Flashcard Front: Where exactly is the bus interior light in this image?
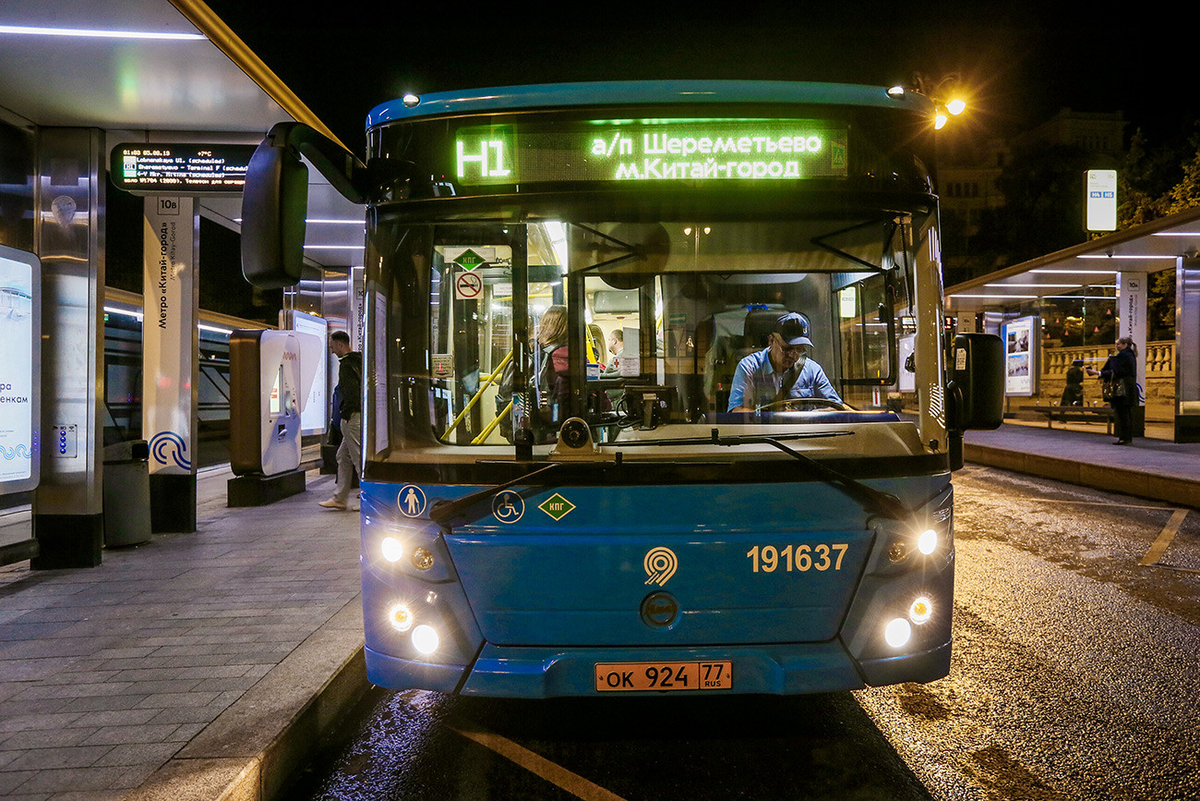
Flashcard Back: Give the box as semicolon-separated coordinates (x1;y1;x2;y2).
884;618;912;648
412;625;439;654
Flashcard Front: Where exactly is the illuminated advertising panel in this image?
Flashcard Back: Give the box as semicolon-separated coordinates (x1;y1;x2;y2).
454;119;848;185
291;310;328;435
0;245;40;494
1001;315;1039;396
111;143;256;195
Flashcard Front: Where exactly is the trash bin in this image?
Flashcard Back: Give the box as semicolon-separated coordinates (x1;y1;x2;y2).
102;440;151;547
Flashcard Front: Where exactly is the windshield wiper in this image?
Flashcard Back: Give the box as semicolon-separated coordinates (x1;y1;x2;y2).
715;431;911;521
604;428;910;520
428;463;562;526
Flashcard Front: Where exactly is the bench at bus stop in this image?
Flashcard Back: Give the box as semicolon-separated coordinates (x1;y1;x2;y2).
1019;404;1115;435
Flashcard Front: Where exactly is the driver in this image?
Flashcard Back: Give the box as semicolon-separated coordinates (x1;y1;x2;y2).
727;312;842;412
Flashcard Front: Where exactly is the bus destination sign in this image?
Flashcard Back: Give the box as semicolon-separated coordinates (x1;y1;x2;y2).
111;143;257;195
454;119;848;185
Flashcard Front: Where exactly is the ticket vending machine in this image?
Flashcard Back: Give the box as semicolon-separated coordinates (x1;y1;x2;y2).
228;329;321;505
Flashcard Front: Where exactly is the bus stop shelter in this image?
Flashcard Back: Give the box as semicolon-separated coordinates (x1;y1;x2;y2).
945;205;1200;443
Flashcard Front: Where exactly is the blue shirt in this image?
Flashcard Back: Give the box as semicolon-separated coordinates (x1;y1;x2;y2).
727;348;842;411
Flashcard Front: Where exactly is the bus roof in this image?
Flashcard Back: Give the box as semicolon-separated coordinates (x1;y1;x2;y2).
366;80;934;129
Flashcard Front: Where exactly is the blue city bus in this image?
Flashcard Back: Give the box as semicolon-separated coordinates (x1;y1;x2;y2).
241;81;1003;696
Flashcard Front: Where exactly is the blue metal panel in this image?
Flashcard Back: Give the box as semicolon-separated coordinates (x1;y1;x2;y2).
367;81;934;129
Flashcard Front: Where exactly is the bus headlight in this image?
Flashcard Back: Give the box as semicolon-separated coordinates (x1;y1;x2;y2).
412;624;439;655
389;603;413;632
884;618;912;648
381;537;404;563
917;529;938;555
909;596;933;625
412;547;434;571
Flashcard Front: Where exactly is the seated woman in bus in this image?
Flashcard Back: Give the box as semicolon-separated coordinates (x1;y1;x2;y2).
496;305;571;439
727;312;842;412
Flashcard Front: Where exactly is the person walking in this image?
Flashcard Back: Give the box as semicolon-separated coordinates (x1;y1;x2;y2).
320;331;363;509
1086;338;1137;445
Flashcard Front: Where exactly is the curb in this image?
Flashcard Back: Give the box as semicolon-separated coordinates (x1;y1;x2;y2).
964;443;1200;509
124;595;370;801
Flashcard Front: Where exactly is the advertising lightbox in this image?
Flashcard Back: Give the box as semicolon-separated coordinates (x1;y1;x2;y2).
290;310;328;435
0;245;40;494
1001;315;1039;396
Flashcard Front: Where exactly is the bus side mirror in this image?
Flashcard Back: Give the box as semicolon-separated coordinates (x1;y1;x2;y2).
241;122;369;289
947;333;1004;431
241;136;309;289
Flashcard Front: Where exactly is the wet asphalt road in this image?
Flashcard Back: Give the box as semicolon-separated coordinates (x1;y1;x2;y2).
293;465;1200;800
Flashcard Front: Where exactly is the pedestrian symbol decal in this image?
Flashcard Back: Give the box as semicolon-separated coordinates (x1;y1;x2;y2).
398;485;427;518
492;490;524;524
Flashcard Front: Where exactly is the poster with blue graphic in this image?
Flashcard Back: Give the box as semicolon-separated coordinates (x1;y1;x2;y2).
0;245;40;493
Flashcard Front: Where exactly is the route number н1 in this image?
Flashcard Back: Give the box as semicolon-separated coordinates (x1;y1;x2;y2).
746;543;848;572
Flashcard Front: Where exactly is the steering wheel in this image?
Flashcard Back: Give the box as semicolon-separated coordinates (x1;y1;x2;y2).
757;396;846;412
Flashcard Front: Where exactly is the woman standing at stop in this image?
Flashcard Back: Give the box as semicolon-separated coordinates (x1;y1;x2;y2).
1087;337;1137;445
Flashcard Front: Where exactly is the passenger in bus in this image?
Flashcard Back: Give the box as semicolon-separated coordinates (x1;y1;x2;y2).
727;312;842;411
496;305;571;441
603;329;624;376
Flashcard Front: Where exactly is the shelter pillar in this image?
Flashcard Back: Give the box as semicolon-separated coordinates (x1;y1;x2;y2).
142;197;199;531
1117;271;1148;437
1175;258;1200;442
31;128;105;568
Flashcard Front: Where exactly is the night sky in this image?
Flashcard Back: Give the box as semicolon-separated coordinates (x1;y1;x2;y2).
205;2;1193;156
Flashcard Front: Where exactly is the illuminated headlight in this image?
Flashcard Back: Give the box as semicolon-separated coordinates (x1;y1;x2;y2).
412;624;439;655
388;603;413;632
884;617;912;648
381;537;404;563
917;529;938;555
909;596;933;625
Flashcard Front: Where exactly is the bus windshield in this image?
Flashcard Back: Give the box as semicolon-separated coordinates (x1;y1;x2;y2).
376;212;939;459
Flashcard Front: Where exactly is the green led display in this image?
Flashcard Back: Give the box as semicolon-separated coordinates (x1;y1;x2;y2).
454;119;848;185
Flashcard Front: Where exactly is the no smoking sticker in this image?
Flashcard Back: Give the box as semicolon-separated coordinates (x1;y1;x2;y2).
455;272;482;300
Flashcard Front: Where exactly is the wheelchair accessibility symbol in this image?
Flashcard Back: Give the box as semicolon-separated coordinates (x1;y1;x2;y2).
492;490;524;524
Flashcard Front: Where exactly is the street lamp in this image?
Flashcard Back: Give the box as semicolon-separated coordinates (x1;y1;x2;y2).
911;72;968;129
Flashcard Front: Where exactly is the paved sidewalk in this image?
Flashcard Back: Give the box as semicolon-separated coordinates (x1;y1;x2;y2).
0;466;362;800
965;423;1200;509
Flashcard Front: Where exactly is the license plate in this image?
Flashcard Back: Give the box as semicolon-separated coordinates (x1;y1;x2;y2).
594;661;733;692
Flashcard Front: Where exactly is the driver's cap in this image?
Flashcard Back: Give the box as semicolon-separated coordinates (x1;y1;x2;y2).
776;312;813;347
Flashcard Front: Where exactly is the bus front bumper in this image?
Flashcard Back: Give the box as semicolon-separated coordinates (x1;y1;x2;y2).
364;637;950;698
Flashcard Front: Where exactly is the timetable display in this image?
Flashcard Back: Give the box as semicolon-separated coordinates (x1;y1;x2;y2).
111;143;257;194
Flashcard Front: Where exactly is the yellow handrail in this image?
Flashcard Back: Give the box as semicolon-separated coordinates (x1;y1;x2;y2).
473;400;512;444
440;349;514;442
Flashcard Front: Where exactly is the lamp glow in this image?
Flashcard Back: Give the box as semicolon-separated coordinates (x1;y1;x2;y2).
381;537;403;562
412;625;439;654
917;529;938;555
909;596;933;625
389;604;413;632
946;98;966;116
934;112;949;130
885;618;912;648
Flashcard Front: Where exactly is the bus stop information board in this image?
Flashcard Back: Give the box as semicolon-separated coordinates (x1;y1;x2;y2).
111;143;256;194
455;119;848;185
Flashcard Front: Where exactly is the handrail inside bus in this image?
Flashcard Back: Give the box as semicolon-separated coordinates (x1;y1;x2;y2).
440;350;514;443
